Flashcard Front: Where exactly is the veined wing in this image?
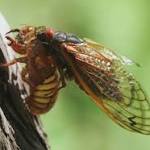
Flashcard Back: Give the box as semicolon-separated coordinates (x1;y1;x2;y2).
62;39;150;134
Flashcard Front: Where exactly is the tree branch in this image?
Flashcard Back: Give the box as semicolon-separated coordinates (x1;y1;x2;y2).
0;13;49;150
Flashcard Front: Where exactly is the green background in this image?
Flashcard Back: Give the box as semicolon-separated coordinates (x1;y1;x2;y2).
1;0;150;150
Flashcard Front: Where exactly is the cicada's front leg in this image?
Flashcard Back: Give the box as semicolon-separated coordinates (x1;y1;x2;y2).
6;36;26;55
21;65;32;86
56;62;66;90
58;74;66;90
0;56;27;67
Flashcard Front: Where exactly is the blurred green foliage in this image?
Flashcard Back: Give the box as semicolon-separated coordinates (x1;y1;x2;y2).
0;0;150;150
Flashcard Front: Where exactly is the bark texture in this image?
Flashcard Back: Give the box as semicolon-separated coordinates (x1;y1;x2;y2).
0;13;49;150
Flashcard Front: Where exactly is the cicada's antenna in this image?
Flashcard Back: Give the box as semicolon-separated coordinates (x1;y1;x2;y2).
6;29;20;35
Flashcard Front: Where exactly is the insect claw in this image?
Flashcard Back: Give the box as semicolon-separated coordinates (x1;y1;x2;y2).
0;60;17;67
5;36;17;46
5;36;13;45
5;36;25;54
5;35;14;42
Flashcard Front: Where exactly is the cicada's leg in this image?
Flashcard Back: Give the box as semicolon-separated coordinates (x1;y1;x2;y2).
6;36;26;54
59;76;66;90
57;67;66;90
21;65;38;88
21;66;30;85
0;56;27;67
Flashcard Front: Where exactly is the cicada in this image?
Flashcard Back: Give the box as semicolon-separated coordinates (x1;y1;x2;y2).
2;26;150;135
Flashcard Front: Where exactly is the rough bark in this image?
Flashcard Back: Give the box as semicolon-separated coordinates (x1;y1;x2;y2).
0;13;49;150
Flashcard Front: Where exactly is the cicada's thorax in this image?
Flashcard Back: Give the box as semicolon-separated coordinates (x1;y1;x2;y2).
26;40;61;114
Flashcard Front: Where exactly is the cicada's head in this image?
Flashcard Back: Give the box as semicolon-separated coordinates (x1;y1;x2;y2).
5;26;37;54
35;26;54;43
6;26;36;45
5;26;54;54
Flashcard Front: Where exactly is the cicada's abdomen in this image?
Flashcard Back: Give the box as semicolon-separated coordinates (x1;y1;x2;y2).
27;70;60;115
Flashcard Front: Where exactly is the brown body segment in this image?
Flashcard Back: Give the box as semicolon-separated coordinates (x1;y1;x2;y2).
26;40;61;114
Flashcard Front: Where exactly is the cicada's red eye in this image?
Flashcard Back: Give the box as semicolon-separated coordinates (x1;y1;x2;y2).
46;28;54;39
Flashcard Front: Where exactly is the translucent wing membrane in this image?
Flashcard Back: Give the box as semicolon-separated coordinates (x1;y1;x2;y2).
64;39;150;134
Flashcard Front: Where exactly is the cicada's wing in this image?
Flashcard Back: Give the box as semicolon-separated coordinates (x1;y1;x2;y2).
62;39;150;134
